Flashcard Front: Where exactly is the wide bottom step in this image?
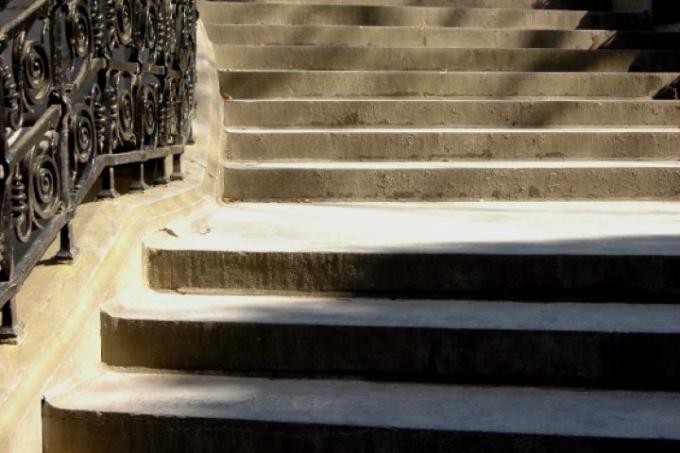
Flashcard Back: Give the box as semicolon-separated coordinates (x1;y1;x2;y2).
43;371;680;453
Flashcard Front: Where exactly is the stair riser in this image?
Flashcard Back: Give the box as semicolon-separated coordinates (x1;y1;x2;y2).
146;249;680;302
220;71;677;98
218;47;680;72
102;313;680;390
198;3;645;29
42;408;680;453
221;166;680;201
208;25;680;49
225;101;680;128
205;0;613;9
225;131;680;160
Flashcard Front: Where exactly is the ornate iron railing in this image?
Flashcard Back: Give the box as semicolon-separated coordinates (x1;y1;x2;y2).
0;0;197;341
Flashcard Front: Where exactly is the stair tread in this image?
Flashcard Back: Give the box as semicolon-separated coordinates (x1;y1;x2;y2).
216;44;680;56
145;201;680;256
209;0;612;9
224;126;680;132
222;68;680;74
45;370;680;440
226;97;680;102
197;2;646;30
216;43;680;51
223;160;680;168
197;2;632;17
106;292;680;333
198;2;617;15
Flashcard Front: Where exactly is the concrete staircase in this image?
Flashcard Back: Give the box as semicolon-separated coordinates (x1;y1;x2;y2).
42;1;680;452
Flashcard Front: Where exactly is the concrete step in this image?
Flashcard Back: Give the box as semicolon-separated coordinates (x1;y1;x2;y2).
224;126;680;160
223;127;680;160
197;2;647;30
207;24;680;49
217;45;680;72
220;70;678;98
224;99;680;128
221;160;680;201
144;202;680;301
204;0;614;9
102;292;680;389
42;371;680;452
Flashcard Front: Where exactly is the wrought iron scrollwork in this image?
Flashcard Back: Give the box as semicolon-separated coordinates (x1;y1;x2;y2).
0;0;197;341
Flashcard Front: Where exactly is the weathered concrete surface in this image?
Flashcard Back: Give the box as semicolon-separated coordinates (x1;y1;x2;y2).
224;99;680;128
102;292;680;389
207;24;680;49
41;0;680;450
0;20;223;453
221;161;680;200
144;202;680;301
220;70;678;98
205;0;613;8
206;23;674;48
42;371;680;453
197;2;647;29
224;126;680;160
217;45;680;72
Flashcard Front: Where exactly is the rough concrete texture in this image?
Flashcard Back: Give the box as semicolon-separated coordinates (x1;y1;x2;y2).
207;24;680;49
220;71;678;98
102;292;680;389
42;371;680;453
224;99;680;128
217;45;680;72
41;0;680;451
144;202;680;301
222;161;680;200
224;127;680;160
197;2;646;29
205;0;613;8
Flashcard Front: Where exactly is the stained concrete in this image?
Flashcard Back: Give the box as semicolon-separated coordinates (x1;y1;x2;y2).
224;99;680;128
221;160;680;200
206;0;613;8
197;2;646;29
220;70;679;98
217;45;680;72
207;24;680;49
43;371;680;453
224;126;680;160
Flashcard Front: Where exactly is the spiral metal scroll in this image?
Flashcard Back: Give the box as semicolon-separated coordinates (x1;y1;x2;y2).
11;131;62;244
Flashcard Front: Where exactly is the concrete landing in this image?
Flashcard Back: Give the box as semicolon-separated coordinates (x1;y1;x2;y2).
43;370;680;452
149;201;680;256
144;202;680;300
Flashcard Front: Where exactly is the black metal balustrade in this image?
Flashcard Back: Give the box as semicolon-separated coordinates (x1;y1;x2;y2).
0;0;197;341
